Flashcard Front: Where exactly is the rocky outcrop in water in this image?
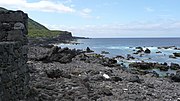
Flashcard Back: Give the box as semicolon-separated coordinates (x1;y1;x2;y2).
173;53;180;57
170;63;180;70
144;48;151;54
129;62;170;71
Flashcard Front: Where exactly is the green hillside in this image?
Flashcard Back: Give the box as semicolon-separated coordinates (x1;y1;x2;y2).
28;18;62;38
0;7;62;38
28;18;48;30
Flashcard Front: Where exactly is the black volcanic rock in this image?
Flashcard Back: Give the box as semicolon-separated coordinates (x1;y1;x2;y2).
128;75;142;83
173;53;180;57
154;63;169;71
144;48;151;54
170;63;180;70
129;62;169;71
169;55;176;59
46;69;71;79
28;46;82;63
26;46;180;101
86;47;94;53
171;70;180;82
129;62;154;70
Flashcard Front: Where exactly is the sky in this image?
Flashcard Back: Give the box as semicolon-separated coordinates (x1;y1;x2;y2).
0;0;180;38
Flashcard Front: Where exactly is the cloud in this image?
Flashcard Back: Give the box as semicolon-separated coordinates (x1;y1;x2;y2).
0;0;75;13
79;8;92;18
63;0;72;4
145;7;154;12
45;21;180;38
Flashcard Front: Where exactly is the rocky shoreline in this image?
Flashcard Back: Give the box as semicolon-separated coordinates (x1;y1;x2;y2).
2;8;180;101
25;45;180;101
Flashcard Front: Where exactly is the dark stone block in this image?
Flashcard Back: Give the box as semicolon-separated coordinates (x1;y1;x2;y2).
0;10;29;100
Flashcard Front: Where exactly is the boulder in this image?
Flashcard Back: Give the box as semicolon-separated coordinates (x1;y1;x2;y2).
144;48;151;54
101;58;118;67
47;47;82;63
129;62;154;70
101;51;110;54
115;55;125;59
28;46;50;61
128;75;142;83
173;53;180;57
154;63;169;71
171;70;180;82
135;47;144;54
46;69;71;79
46;69;63;78
28;46;81;63
158;46;175;49
137;50;144;54
108;58;117;64
170;63;180;70
129;62;169;71
86;47;94;53
151;71;159;77
127;54;135;60
174;47;180;50
136;47;143;50
169;55;176;59
100;88;113;96
111;76;122;82
156;51;162;53
90;75;105;81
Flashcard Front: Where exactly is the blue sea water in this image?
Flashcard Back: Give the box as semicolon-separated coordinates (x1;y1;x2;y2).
57;38;180;75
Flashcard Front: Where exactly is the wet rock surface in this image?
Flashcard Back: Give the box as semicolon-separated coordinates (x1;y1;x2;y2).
144;48;151;54
170;70;180;82
170;63;180;70
129;62;170;71
26;46;180;101
173;52;180;57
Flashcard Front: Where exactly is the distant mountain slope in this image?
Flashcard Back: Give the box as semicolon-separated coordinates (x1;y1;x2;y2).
0;7;67;38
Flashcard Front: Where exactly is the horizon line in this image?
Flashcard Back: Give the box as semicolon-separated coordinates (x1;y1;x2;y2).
84;37;180;39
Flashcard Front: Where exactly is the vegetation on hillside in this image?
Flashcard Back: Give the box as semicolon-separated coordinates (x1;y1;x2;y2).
28;29;64;38
28;18;63;38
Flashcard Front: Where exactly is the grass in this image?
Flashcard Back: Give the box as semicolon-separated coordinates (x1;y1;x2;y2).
27;18;65;38
28;29;63;38
28;18;63;38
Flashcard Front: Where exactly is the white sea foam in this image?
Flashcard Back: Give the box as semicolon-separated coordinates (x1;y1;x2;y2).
107;46;129;50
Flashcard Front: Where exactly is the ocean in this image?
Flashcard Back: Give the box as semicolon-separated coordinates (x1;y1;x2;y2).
58;38;180;76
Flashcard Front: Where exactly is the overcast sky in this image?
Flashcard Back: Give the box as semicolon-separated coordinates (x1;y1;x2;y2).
1;0;180;38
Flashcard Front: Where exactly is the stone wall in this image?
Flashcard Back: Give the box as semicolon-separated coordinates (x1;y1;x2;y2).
0;10;29;100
